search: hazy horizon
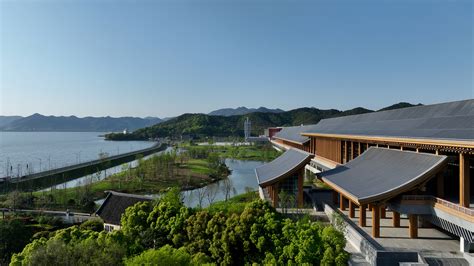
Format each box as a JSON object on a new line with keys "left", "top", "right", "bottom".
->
{"left": 1, "top": 0, "right": 472, "bottom": 117}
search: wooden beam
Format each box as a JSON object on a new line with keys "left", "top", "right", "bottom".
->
{"left": 392, "top": 211, "right": 400, "bottom": 227}
{"left": 300, "top": 132, "right": 474, "bottom": 149}
{"left": 372, "top": 205, "right": 380, "bottom": 238}
{"left": 340, "top": 194, "right": 346, "bottom": 210}
{"left": 409, "top": 214, "right": 418, "bottom": 238}
{"left": 359, "top": 204, "right": 366, "bottom": 227}
{"left": 349, "top": 201, "right": 355, "bottom": 218}
{"left": 460, "top": 153, "right": 470, "bottom": 207}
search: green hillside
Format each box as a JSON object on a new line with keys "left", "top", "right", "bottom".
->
{"left": 105, "top": 103, "right": 417, "bottom": 140}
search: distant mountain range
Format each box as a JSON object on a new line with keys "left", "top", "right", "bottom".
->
{"left": 105, "top": 102, "right": 422, "bottom": 140}
{"left": 0, "top": 114, "right": 162, "bottom": 132}
{"left": 208, "top": 107, "right": 284, "bottom": 116}
{"left": 0, "top": 116, "right": 23, "bottom": 128}
{"left": 1, "top": 102, "right": 422, "bottom": 133}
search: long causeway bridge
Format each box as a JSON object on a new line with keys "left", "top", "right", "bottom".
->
{"left": 0, "top": 143, "right": 167, "bottom": 193}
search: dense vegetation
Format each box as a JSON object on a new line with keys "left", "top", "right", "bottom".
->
{"left": 10, "top": 189, "right": 349, "bottom": 265}
{"left": 0, "top": 214, "right": 67, "bottom": 264}
{"left": 105, "top": 107, "right": 372, "bottom": 140}
{"left": 106, "top": 102, "right": 420, "bottom": 140}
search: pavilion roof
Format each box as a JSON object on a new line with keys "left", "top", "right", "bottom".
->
{"left": 304, "top": 99, "right": 474, "bottom": 142}
{"left": 256, "top": 148, "right": 313, "bottom": 186}
{"left": 319, "top": 147, "right": 447, "bottom": 205}
{"left": 273, "top": 125, "right": 315, "bottom": 144}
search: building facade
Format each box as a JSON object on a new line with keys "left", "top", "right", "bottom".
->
{"left": 261, "top": 99, "right": 473, "bottom": 253}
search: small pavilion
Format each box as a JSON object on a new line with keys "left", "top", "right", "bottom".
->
{"left": 256, "top": 148, "right": 313, "bottom": 208}
{"left": 318, "top": 147, "right": 447, "bottom": 238}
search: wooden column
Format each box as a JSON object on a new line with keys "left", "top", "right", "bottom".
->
{"left": 372, "top": 205, "right": 380, "bottom": 238}
{"left": 460, "top": 153, "right": 470, "bottom": 207}
{"left": 380, "top": 205, "right": 386, "bottom": 219}
{"left": 437, "top": 173, "right": 444, "bottom": 198}
{"left": 349, "top": 201, "right": 355, "bottom": 218}
{"left": 350, "top": 141, "right": 354, "bottom": 160}
{"left": 272, "top": 184, "right": 279, "bottom": 207}
{"left": 340, "top": 194, "right": 346, "bottom": 210}
{"left": 344, "top": 141, "right": 348, "bottom": 163}
{"left": 297, "top": 170, "right": 304, "bottom": 208}
{"left": 392, "top": 211, "right": 400, "bottom": 227}
{"left": 359, "top": 204, "right": 366, "bottom": 227}
{"left": 409, "top": 214, "right": 418, "bottom": 238}
{"left": 358, "top": 142, "right": 361, "bottom": 156}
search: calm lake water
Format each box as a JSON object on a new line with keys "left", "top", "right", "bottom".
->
{"left": 95, "top": 159, "right": 265, "bottom": 208}
{"left": 0, "top": 132, "right": 155, "bottom": 178}
{"left": 182, "top": 159, "right": 264, "bottom": 207}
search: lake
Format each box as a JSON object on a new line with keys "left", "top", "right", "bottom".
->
{"left": 0, "top": 132, "right": 155, "bottom": 178}
{"left": 182, "top": 159, "right": 265, "bottom": 207}
{"left": 94, "top": 158, "right": 265, "bottom": 208}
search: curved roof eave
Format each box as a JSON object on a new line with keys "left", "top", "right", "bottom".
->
{"left": 319, "top": 148, "right": 448, "bottom": 205}
{"left": 256, "top": 148, "right": 313, "bottom": 187}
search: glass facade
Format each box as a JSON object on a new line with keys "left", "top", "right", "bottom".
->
{"left": 278, "top": 174, "right": 299, "bottom": 207}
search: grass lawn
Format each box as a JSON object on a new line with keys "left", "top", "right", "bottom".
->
{"left": 181, "top": 143, "right": 282, "bottom": 162}
{"left": 180, "top": 159, "right": 212, "bottom": 175}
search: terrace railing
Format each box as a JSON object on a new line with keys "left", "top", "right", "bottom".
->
{"left": 401, "top": 195, "right": 474, "bottom": 217}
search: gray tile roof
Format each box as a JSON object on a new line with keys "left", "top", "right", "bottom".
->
{"left": 305, "top": 99, "right": 474, "bottom": 141}
{"left": 256, "top": 148, "right": 313, "bottom": 186}
{"left": 273, "top": 125, "right": 316, "bottom": 144}
{"left": 319, "top": 148, "right": 447, "bottom": 204}
{"left": 96, "top": 191, "right": 152, "bottom": 225}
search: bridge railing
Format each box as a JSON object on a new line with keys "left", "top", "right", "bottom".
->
{"left": 401, "top": 195, "right": 474, "bottom": 216}
{"left": 17, "top": 143, "right": 162, "bottom": 180}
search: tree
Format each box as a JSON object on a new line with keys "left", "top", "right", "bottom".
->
{"left": 11, "top": 226, "right": 127, "bottom": 266}
{"left": 79, "top": 218, "right": 104, "bottom": 232}
{"left": 125, "top": 245, "right": 191, "bottom": 266}
{"left": 222, "top": 178, "right": 233, "bottom": 202}
{"left": 0, "top": 219, "right": 33, "bottom": 264}
{"left": 205, "top": 185, "right": 217, "bottom": 206}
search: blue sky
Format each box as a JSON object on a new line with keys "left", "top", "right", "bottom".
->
{"left": 1, "top": 0, "right": 472, "bottom": 118}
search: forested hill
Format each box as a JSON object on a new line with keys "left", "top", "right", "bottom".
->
{"left": 105, "top": 102, "right": 420, "bottom": 140}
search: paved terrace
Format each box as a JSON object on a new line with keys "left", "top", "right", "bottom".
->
{"left": 313, "top": 191, "right": 469, "bottom": 264}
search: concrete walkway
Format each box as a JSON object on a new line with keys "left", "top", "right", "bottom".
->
{"left": 340, "top": 208, "right": 468, "bottom": 263}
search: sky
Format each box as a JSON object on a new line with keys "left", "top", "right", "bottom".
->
{"left": 0, "top": 0, "right": 472, "bottom": 118}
